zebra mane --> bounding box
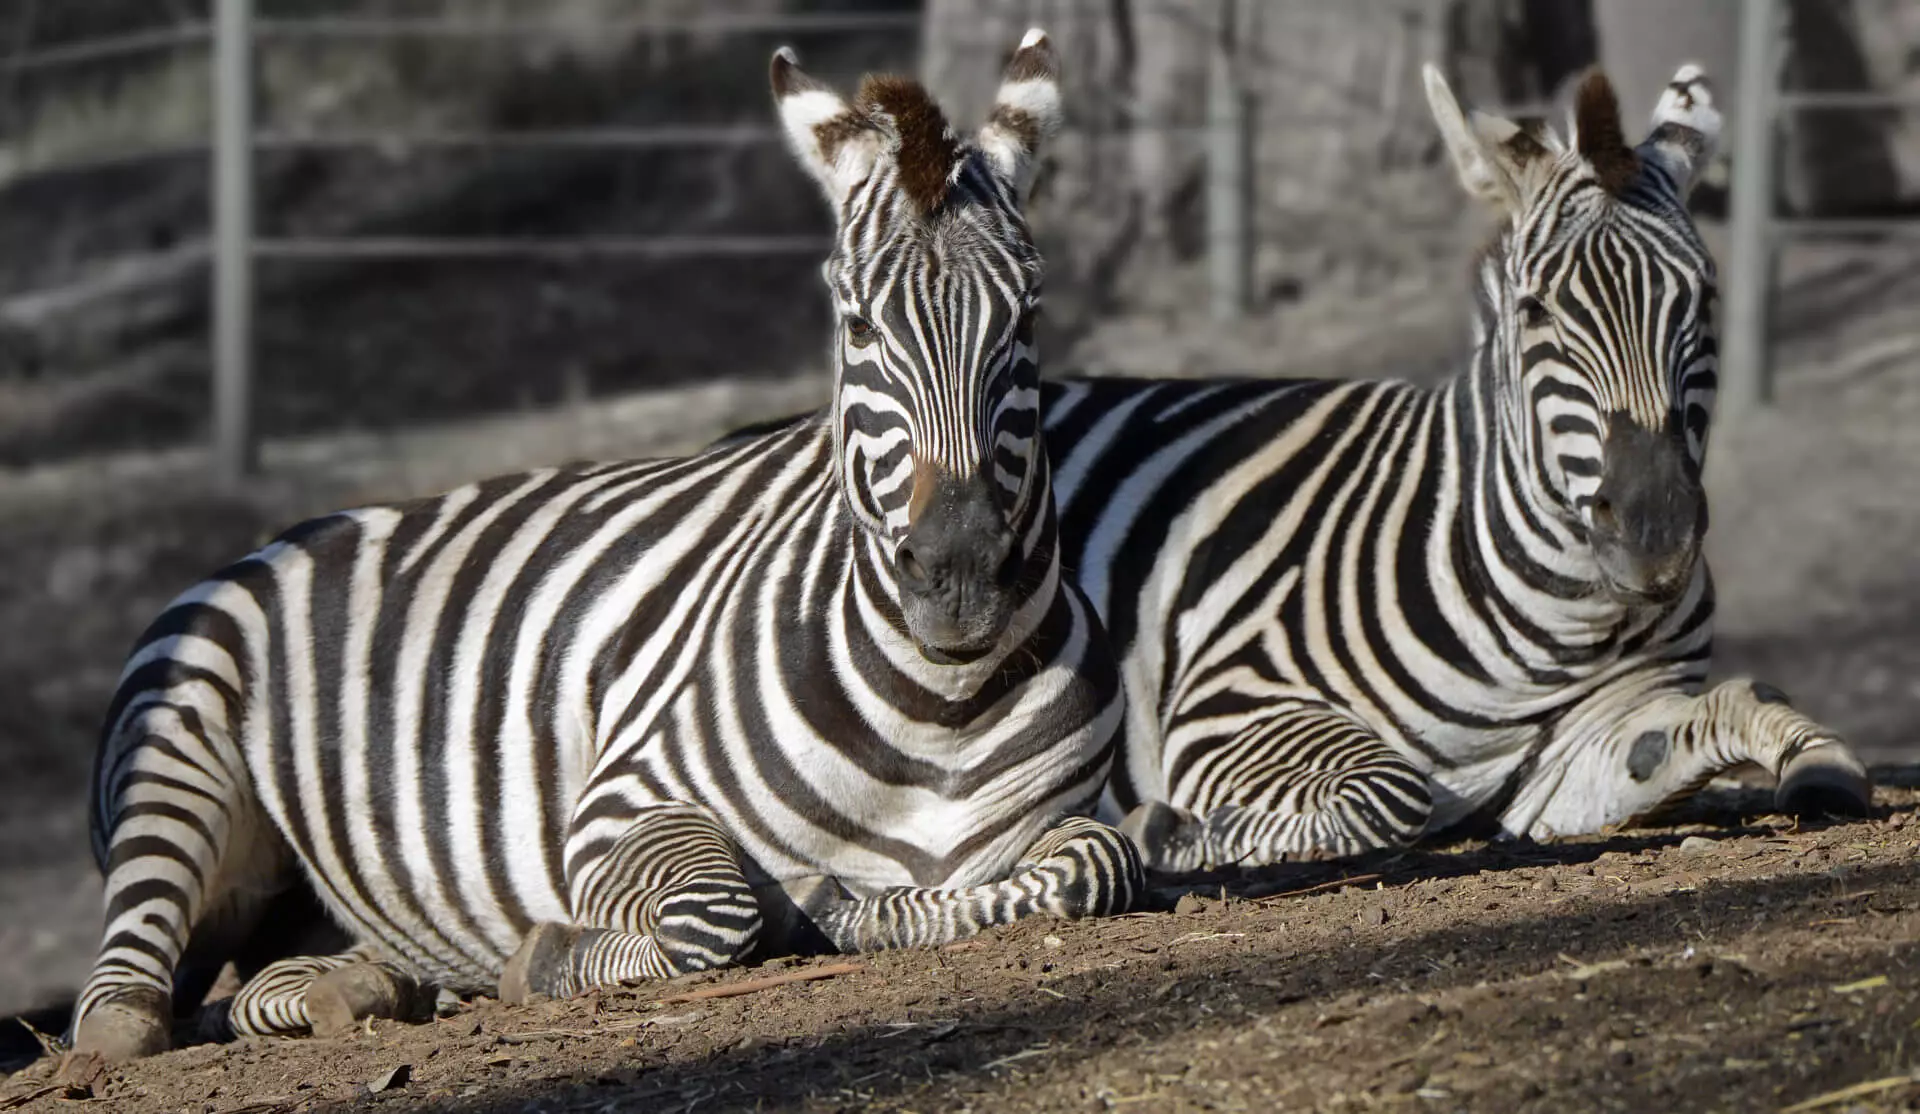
[859,75,963,215]
[1573,69,1640,196]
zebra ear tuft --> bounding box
[977,27,1062,204]
[772,47,883,214]
[1638,63,1720,199]
[1573,69,1640,194]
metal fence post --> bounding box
[1722,0,1781,415]
[213,0,256,483]
[1206,0,1252,322]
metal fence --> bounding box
[3,1,1918,484]
[1721,0,1920,417]
[207,3,921,480]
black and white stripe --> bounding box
[1042,63,1869,873]
[69,32,1140,1060]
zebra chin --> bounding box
[1591,544,1699,606]
[899,591,1018,664]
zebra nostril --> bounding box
[897,544,930,587]
[1590,496,1618,533]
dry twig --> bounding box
[1253,873,1384,903]
[1779,1073,1920,1113]
[653,961,865,1005]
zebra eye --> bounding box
[1517,295,1552,330]
[845,315,879,348]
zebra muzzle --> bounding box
[1588,414,1707,604]
[895,471,1021,662]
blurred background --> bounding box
[1,0,1918,1027]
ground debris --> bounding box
[1780,1072,1920,1113]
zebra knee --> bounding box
[652,886,763,973]
[1329,765,1433,848]
[1208,766,1432,866]
[1021,816,1146,917]
[225,956,324,1037]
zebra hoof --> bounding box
[1776,745,1872,818]
[306,963,417,1037]
[68,989,172,1063]
[499,922,580,1005]
[1119,801,1205,874]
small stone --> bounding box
[367,1065,411,1093]
[1174,893,1208,915]
[1677,836,1720,855]
[1042,934,1065,950]
[1360,904,1389,926]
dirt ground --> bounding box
[3,779,1917,1114]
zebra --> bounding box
[1038,63,1872,873]
[67,29,1142,1063]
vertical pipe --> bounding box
[1206,0,1251,322]
[1722,0,1781,416]
[213,0,255,484]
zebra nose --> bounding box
[1594,420,1705,554]
[897,473,1016,611]
[896,517,1015,607]
[1590,413,1708,599]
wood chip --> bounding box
[367,1064,411,1093]
[1556,953,1632,981]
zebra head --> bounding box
[772,32,1061,662]
[1425,64,1722,605]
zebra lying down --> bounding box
[1042,63,1872,872]
[67,30,1141,1062]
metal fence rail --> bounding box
[6,1,1917,483]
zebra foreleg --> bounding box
[220,947,427,1038]
[1133,700,1433,872]
[804,816,1144,953]
[1504,677,1872,838]
[499,803,760,1002]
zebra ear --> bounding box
[1637,64,1720,199]
[771,46,884,213]
[1423,63,1560,215]
[976,28,1062,205]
